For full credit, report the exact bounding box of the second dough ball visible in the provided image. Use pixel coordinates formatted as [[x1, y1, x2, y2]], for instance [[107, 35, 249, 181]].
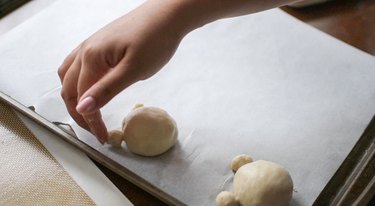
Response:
[[233, 160, 293, 206], [122, 105, 178, 156]]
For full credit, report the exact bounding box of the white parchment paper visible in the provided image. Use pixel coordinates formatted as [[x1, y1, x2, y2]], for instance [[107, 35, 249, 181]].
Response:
[[1, 0, 375, 205]]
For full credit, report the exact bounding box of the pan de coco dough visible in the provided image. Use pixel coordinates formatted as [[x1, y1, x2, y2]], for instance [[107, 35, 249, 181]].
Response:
[[107, 130, 124, 147], [231, 154, 253, 172], [233, 160, 293, 206], [216, 191, 238, 206], [122, 105, 178, 156]]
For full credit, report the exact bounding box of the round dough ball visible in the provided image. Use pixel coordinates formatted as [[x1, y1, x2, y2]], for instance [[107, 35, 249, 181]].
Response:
[[122, 103, 145, 128], [233, 160, 293, 206], [107, 130, 124, 147], [231, 154, 253, 172], [122, 106, 178, 156], [215, 191, 238, 206]]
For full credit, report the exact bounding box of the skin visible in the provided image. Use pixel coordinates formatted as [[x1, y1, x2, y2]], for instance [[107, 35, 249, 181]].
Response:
[[58, 0, 296, 143]]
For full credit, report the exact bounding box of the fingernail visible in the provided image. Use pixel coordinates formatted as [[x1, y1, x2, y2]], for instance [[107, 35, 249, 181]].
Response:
[[76, 96, 96, 114]]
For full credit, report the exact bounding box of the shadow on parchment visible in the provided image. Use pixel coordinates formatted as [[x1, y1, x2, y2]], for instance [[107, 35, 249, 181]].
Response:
[[290, 197, 303, 206]]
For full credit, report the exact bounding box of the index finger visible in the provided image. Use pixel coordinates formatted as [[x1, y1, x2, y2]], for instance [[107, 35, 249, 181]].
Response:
[[82, 110, 108, 144]]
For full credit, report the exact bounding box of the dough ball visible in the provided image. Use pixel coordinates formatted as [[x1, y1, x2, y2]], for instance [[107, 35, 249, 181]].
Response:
[[122, 103, 144, 128], [231, 154, 253, 172], [233, 160, 293, 206], [215, 191, 238, 206], [122, 106, 178, 156], [107, 130, 124, 147]]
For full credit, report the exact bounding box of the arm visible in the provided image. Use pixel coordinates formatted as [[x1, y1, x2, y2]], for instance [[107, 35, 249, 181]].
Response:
[[170, 0, 296, 30], [58, 0, 296, 143]]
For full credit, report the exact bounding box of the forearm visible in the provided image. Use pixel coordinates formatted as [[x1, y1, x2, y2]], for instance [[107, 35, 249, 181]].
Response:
[[157, 0, 298, 33]]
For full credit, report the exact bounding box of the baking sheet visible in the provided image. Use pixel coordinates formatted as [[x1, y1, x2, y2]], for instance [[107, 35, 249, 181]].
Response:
[[16, 112, 133, 206], [1, 0, 375, 205]]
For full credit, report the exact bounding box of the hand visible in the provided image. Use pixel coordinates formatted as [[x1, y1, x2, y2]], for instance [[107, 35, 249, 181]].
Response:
[[58, 1, 187, 143], [58, 0, 295, 143]]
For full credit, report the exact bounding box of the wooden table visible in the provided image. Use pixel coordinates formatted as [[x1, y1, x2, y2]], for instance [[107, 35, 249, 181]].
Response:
[[283, 0, 375, 56], [93, 0, 375, 205]]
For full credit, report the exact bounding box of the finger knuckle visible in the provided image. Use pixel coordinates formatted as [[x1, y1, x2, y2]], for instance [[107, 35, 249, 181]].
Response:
[[81, 43, 99, 60], [57, 65, 65, 77], [60, 89, 68, 101], [60, 89, 76, 102]]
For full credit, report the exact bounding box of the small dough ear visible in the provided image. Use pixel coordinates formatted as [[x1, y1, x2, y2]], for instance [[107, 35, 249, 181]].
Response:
[[132, 103, 144, 110], [215, 191, 238, 206], [231, 154, 253, 173], [107, 130, 124, 147]]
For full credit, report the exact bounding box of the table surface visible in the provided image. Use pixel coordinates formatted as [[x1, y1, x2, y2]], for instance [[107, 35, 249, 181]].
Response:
[[92, 0, 375, 205]]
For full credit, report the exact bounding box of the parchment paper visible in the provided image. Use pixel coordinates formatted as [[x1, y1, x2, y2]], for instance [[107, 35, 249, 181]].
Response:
[[1, 0, 375, 205]]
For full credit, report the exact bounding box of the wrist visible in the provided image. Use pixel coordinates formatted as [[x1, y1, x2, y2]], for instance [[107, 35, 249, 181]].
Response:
[[143, 0, 216, 36], [133, 0, 197, 38], [161, 0, 215, 34]]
